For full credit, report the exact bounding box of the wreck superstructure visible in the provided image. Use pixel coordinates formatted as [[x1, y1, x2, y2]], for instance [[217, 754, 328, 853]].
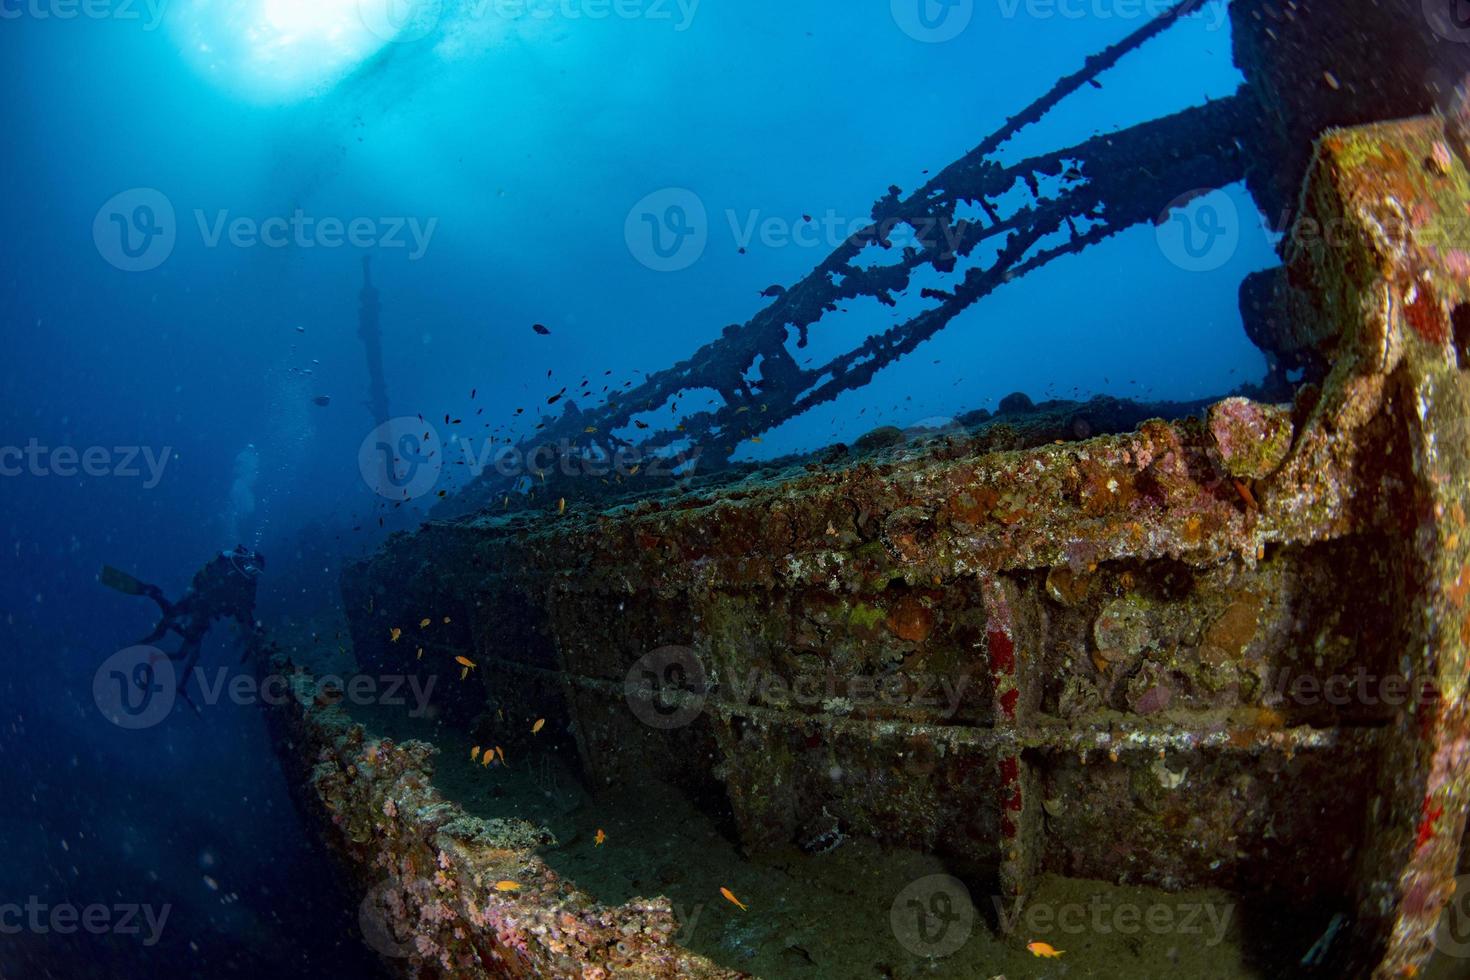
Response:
[[265, 3, 1470, 977]]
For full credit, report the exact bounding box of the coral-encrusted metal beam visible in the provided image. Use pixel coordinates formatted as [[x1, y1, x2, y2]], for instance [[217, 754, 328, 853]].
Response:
[[440, 26, 1254, 516]]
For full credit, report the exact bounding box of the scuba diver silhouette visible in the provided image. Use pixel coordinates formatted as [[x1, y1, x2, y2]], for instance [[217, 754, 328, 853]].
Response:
[[101, 546, 266, 713]]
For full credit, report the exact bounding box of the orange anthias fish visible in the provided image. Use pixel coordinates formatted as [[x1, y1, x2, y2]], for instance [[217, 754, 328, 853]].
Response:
[[494, 881, 520, 892], [1027, 942, 1064, 959], [496, 746, 507, 765], [532, 718, 546, 734], [419, 618, 431, 628], [594, 829, 606, 847], [456, 656, 477, 670], [720, 887, 747, 911], [389, 627, 402, 642], [481, 752, 493, 768], [471, 746, 481, 762]]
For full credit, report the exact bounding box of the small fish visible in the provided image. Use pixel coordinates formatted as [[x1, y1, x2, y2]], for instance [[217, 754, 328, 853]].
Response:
[[721, 887, 747, 911], [312, 395, 331, 407], [1234, 479, 1259, 510], [497, 746, 506, 764], [460, 667, 469, 681], [760, 284, 786, 298], [532, 718, 546, 734], [471, 746, 481, 762], [416, 648, 423, 660], [494, 881, 521, 892], [558, 498, 566, 515], [419, 618, 431, 628], [443, 616, 451, 624], [389, 628, 402, 642], [1027, 942, 1064, 959], [456, 656, 477, 669], [594, 829, 606, 847], [532, 323, 551, 335], [482, 752, 493, 768]]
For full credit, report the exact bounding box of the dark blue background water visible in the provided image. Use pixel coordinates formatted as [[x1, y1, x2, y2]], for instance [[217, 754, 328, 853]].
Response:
[[2, 2, 1268, 976]]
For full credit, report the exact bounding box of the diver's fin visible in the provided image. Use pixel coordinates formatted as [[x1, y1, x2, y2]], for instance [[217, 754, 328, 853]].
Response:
[[100, 565, 148, 596]]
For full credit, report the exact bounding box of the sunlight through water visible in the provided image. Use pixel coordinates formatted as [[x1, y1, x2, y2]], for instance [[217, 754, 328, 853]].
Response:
[[166, 0, 404, 102]]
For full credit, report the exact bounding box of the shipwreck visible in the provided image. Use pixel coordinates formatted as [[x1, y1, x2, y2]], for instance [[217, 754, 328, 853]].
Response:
[[263, 2, 1470, 977]]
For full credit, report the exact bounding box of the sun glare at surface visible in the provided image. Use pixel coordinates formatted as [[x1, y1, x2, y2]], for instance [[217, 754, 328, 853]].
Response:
[[167, 0, 400, 102]]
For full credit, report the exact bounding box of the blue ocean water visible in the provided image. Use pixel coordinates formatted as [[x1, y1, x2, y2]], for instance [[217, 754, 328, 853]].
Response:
[[1, 2, 1273, 977]]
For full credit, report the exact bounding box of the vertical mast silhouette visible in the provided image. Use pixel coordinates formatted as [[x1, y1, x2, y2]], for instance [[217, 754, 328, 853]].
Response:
[[358, 256, 390, 426]]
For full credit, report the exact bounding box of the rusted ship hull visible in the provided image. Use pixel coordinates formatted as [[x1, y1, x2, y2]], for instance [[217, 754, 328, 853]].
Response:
[[262, 113, 1470, 978]]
